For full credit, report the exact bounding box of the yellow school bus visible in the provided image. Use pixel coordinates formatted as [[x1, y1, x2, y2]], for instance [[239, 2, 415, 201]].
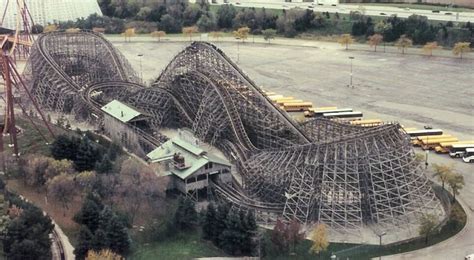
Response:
[[350, 119, 383, 127], [283, 102, 313, 112], [268, 95, 284, 101], [411, 134, 452, 146], [421, 137, 459, 150], [276, 99, 304, 105], [435, 141, 474, 154], [305, 107, 338, 117]]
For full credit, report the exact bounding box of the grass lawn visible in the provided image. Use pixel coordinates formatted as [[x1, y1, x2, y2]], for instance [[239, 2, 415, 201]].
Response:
[[13, 116, 65, 157], [130, 231, 226, 260]]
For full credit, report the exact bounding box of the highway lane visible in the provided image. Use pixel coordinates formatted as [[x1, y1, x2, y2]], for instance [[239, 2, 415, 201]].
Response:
[[211, 0, 474, 22]]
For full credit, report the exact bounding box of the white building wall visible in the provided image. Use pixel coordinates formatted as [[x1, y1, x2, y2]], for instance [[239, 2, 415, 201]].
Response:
[[1, 0, 103, 30]]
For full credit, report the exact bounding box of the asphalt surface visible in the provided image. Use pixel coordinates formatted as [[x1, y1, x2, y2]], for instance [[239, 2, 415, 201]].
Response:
[[211, 0, 474, 22]]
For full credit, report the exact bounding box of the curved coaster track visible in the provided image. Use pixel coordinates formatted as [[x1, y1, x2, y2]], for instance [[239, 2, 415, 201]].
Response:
[[23, 31, 444, 234]]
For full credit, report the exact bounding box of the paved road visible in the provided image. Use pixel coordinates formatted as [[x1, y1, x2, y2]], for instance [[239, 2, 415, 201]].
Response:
[[211, 0, 474, 22]]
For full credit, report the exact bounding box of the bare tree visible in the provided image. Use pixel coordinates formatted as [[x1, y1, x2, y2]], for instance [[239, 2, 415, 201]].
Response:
[[447, 172, 465, 202], [432, 163, 453, 190], [182, 26, 199, 41], [338, 34, 354, 50], [233, 27, 250, 43], [123, 28, 136, 42], [418, 214, 438, 244], [47, 174, 76, 216], [396, 35, 412, 54], [452, 42, 471, 59], [423, 42, 438, 56], [368, 34, 383, 52], [150, 31, 166, 42], [117, 159, 168, 222]]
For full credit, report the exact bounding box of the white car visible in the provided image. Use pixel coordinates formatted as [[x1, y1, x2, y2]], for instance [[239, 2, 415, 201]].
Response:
[[462, 148, 474, 163], [465, 254, 474, 260]]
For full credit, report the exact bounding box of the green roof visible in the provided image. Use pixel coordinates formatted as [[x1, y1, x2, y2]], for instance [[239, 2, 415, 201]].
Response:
[[101, 100, 141, 123], [146, 136, 231, 180]]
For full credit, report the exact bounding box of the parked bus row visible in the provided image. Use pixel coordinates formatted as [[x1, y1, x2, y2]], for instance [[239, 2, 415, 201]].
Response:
[[405, 128, 474, 163], [262, 90, 473, 162]]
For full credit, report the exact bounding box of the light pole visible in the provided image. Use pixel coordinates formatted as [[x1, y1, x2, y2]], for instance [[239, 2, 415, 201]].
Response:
[[377, 232, 386, 260], [237, 41, 240, 63], [424, 125, 431, 169], [349, 56, 355, 88], [137, 54, 143, 83]]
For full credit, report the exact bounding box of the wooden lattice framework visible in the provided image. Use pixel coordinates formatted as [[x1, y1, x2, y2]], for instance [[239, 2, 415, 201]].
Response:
[[24, 31, 444, 233]]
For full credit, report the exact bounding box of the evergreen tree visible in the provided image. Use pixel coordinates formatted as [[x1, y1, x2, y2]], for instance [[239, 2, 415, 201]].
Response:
[[91, 228, 107, 252], [95, 154, 113, 174], [106, 142, 121, 161], [74, 193, 103, 232], [98, 206, 114, 229], [243, 211, 257, 255], [75, 138, 100, 171], [174, 196, 198, 231], [50, 134, 79, 161], [74, 226, 93, 260], [105, 215, 131, 255], [4, 205, 54, 260], [202, 203, 216, 240], [214, 202, 230, 246], [220, 209, 245, 255]]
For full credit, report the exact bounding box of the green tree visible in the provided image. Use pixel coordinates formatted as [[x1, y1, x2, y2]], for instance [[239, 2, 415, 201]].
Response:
[[242, 210, 257, 255], [75, 138, 100, 172], [197, 12, 217, 32], [160, 14, 181, 33], [183, 5, 203, 26], [4, 205, 54, 260], [263, 29, 276, 43], [447, 172, 465, 202], [91, 228, 107, 252], [216, 4, 237, 29], [174, 196, 198, 231], [74, 193, 103, 232], [74, 226, 94, 260], [202, 203, 216, 240], [214, 202, 230, 246], [220, 209, 245, 255], [50, 134, 79, 161], [95, 154, 113, 174], [418, 214, 438, 244], [105, 215, 131, 255]]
